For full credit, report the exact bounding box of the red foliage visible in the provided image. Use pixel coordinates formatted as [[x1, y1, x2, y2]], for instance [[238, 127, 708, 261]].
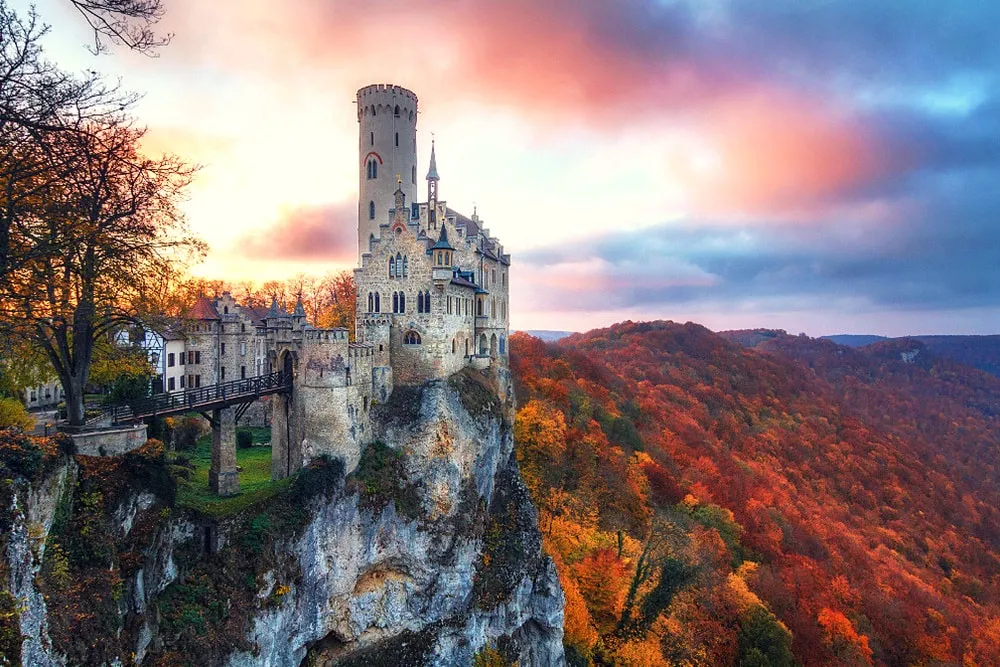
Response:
[[511, 322, 1000, 665]]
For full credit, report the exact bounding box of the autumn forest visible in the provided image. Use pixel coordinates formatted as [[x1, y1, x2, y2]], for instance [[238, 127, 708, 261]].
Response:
[[510, 323, 1000, 666]]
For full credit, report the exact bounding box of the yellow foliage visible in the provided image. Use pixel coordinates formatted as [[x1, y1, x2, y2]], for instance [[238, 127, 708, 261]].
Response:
[[0, 397, 34, 430]]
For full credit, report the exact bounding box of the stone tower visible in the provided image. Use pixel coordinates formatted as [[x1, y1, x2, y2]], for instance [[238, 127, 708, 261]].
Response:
[[357, 84, 418, 260]]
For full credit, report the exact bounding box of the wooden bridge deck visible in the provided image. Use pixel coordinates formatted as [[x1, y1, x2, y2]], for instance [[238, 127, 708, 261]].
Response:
[[109, 371, 291, 424]]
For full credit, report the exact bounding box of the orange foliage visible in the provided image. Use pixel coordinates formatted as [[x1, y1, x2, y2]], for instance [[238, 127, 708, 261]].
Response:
[[510, 324, 1000, 665]]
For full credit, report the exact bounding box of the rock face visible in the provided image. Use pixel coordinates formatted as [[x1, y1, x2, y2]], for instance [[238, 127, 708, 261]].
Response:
[[2, 368, 565, 666]]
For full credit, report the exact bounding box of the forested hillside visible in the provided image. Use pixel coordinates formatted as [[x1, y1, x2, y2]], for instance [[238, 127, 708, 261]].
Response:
[[510, 322, 1000, 666]]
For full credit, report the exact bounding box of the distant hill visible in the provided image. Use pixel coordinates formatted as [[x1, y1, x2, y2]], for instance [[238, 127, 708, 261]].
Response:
[[519, 329, 574, 341], [818, 334, 1000, 377], [913, 335, 1000, 377], [822, 334, 889, 347], [511, 321, 1000, 665]]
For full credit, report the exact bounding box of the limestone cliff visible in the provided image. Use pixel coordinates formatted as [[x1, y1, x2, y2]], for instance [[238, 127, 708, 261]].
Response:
[[0, 368, 565, 666]]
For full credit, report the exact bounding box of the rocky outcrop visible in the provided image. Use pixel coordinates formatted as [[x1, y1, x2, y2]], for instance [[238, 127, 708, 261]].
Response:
[[2, 368, 564, 666]]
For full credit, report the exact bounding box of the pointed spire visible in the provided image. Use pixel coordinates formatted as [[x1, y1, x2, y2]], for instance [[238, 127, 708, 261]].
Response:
[[266, 296, 282, 319], [431, 223, 454, 251], [426, 138, 439, 181], [293, 296, 306, 318]]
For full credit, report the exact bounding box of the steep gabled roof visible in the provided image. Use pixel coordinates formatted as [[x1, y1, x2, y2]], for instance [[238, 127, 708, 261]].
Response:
[[186, 296, 220, 320]]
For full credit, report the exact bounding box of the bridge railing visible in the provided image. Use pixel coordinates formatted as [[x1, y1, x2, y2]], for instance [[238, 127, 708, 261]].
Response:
[[110, 371, 290, 423]]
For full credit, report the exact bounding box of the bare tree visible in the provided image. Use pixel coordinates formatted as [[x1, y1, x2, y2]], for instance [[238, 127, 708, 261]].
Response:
[[68, 0, 171, 55], [0, 120, 201, 425]]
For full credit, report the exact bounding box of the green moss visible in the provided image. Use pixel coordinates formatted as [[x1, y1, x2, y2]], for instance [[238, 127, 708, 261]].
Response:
[[473, 457, 541, 610], [347, 441, 421, 520], [449, 368, 504, 421]]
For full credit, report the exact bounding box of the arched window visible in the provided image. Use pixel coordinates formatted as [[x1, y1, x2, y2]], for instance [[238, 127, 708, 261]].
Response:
[[369, 200, 375, 219], [392, 292, 399, 313], [374, 293, 380, 312], [477, 299, 483, 316], [500, 337, 506, 354], [395, 132, 399, 147], [402, 256, 408, 277], [371, 105, 376, 116], [424, 290, 431, 312], [404, 331, 421, 345], [389, 256, 395, 278], [372, 160, 377, 179], [399, 292, 406, 313], [436, 251, 443, 264], [417, 291, 424, 313], [370, 131, 374, 146], [394, 105, 400, 117], [452, 339, 456, 353], [368, 292, 373, 312], [369, 233, 375, 252]]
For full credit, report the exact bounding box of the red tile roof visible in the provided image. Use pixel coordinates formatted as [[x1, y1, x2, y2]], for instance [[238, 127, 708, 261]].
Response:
[[186, 296, 220, 320]]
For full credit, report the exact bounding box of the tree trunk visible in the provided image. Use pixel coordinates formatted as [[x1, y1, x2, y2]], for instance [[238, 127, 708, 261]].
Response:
[[62, 368, 87, 426]]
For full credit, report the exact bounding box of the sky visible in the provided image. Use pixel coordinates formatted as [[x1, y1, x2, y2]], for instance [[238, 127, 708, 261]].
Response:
[[20, 0, 1000, 336]]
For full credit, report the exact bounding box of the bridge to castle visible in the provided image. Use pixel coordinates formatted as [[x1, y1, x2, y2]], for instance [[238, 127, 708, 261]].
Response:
[[107, 371, 292, 496]]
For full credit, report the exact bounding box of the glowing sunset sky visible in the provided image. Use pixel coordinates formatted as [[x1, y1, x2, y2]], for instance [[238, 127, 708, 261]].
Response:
[[23, 0, 1000, 335]]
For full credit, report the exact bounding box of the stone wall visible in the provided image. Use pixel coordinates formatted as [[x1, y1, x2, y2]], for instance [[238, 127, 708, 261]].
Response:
[[69, 424, 148, 456]]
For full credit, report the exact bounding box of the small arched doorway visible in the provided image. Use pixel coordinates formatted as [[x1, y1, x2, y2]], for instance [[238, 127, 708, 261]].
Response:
[[490, 334, 498, 357]]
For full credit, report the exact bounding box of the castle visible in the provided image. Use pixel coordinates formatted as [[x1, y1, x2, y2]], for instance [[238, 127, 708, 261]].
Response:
[[177, 84, 510, 490]]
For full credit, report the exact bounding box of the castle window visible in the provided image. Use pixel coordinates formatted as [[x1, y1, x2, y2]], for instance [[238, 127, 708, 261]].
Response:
[[223, 306, 229, 314], [221, 367, 226, 381], [411, 202, 419, 219], [492, 269, 497, 284], [404, 331, 421, 345], [346, 367, 351, 386], [399, 292, 406, 313], [452, 339, 456, 353], [241, 365, 246, 379], [369, 200, 375, 219], [417, 291, 424, 313], [393, 292, 399, 313], [394, 105, 400, 117], [375, 293, 380, 312], [424, 290, 431, 312], [395, 132, 399, 147], [477, 299, 483, 316], [371, 105, 376, 116], [402, 256, 408, 277], [389, 256, 395, 278], [370, 131, 374, 146], [411, 165, 416, 184], [368, 292, 373, 312], [436, 251, 443, 265]]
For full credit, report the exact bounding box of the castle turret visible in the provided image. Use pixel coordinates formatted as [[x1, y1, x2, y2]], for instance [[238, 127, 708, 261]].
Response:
[[357, 84, 418, 260]]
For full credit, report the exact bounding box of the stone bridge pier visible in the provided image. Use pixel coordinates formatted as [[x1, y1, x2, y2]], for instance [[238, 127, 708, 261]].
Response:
[[209, 407, 240, 496]]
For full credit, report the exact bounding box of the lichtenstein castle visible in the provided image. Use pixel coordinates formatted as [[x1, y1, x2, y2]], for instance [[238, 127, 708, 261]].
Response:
[[190, 84, 513, 480], [354, 83, 511, 384]]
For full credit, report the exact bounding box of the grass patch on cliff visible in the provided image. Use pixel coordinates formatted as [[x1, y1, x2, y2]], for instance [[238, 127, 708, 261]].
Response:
[[173, 429, 287, 518], [347, 441, 421, 520]]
